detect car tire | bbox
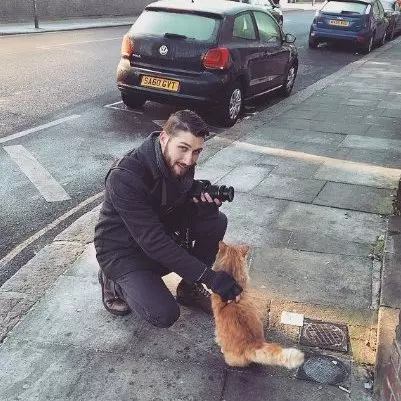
[121,93,146,109]
[279,62,297,97]
[387,24,395,41]
[379,29,386,46]
[361,34,374,54]
[308,37,318,49]
[217,81,243,127]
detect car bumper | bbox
[310,26,370,43]
[117,59,231,107]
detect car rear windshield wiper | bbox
[164,32,187,39]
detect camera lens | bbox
[219,185,234,202]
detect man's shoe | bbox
[176,280,212,315]
[98,269,131,316]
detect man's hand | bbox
[192,192,222,207]
[200,269,243,303]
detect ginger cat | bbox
[211,241,305,369]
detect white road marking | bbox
[0,192,104,269]
[4,145,71,202]
[37,37,122,49]
[152,120,166,127]
[0,115,80,144]
[104,101,143,114]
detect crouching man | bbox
[94,110,242,328]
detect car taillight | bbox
[315,12,323,23]
[362,15,370,28]
[121,34,133,59]
[202,48,231,70]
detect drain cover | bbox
[300,319,349,353]
[297,355,349,385]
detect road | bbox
[0,10,367,285]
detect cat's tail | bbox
[247,343,304,369]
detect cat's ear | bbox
[219,241,227,252]
[239,245,250,257]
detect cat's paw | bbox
[282,348,304,369]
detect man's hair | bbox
[163,110,209,138]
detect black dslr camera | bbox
[188,180,234,202]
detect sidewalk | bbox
[1,25,401,401]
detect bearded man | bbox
[94,110,242,328]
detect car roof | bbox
[145,0,265,16]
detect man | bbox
[94,109,242,328]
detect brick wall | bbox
[0,0,153,22]
[382,315,401,401]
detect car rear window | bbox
[131,10,220,41]
[321,0,368,14]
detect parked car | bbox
[117,0,298,127]
[380,0,401,40]
[231,0,284,26]
[308,0,389,53]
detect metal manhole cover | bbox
[297,355,349,385]
[300,319,349,353]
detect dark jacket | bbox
[94,132,207,283]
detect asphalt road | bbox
[0,10,367,285]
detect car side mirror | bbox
[384,10,393,17]
[284,33,296,43]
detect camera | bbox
[188,180,234,202]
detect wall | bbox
[382,318,401,401]
[0,0,153,22]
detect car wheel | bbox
[379,29,386,46]
[121,93,146,109]
[361,34,374,54]
[279,62,297,97]
[217,81,243,127]
[387,24,395,41]
[308,37,318,49]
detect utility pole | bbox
[32,0,39,28]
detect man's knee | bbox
[146,304,180,328]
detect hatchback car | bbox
[117,0,298,126]
[309,0,388,53]
[380,0,401,40]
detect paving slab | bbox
[249,125,346,146]
[252,174,326,203]
[313,182,394,215]
[215,164,273,193]
[250,247,372,309]
[275,203,385,244]
[288,232,372,257]
[343,148,401,170]
[221,193,289,246]
[341,135,401,154]
[314,158,401,189]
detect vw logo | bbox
[159,45,168,56]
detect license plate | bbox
[329,19,349,27]
[140,75,180,92]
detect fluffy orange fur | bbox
[211,241,304,369]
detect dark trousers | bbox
[114,210,227,328]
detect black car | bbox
[380,0,401,40]
[117,0,298,126]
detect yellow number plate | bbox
[140,75,180,92]
[329,19,349,26]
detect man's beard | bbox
[163,144,190,178]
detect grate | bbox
[297,354,349,385]
[299,318,349,353]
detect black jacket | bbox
[94,132,207,283]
